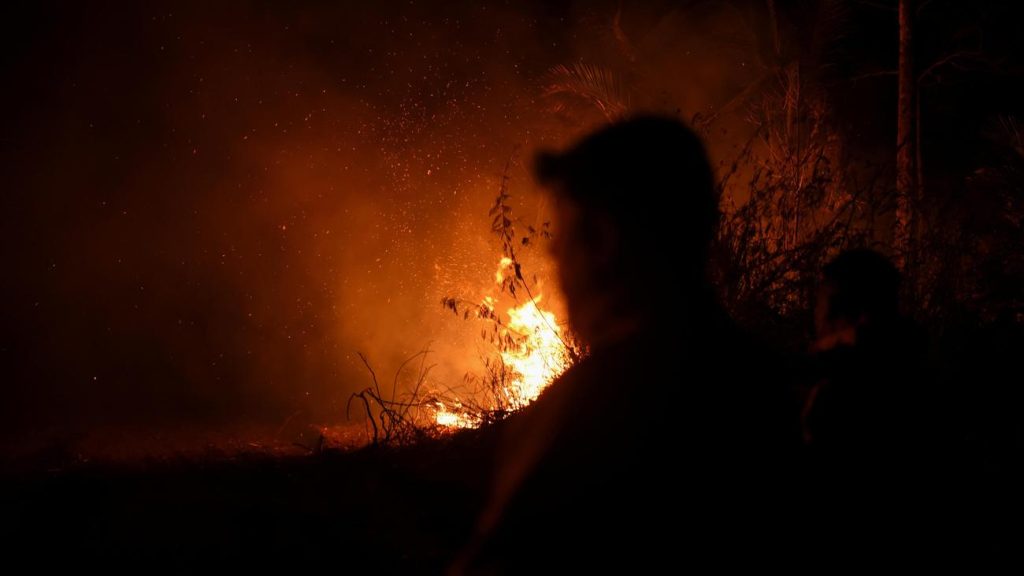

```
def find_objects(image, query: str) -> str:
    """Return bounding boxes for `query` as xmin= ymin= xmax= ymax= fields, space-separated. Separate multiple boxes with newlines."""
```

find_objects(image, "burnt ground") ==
xmin=0 ymin=431 xmax=494 ymax=573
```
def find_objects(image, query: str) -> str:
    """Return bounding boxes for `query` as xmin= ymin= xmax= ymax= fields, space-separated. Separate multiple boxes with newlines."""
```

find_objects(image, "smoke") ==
xmin=0 ymin=0 xmax=767 ymax=450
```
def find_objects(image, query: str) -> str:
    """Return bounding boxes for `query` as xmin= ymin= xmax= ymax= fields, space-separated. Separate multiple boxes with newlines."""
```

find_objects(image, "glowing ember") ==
xmin=434 ymin=402 xmax=482 ymax=429
xmin=495 ymin=256 xmax=514 ymax=283
xmin=435 ymin=257 xmax=570 ymax=428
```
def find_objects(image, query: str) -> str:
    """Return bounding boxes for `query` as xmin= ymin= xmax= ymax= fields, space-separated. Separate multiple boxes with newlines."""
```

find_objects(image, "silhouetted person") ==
xmin=799 ymin=249 xmax=934 ymax=560
xmin=453 ymin=116 xmax=801 ymax=574
xmin=802 ymin=249 xmax=926 ymax=462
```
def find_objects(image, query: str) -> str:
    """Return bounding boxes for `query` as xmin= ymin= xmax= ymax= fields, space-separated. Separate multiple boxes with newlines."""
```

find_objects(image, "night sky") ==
xmin=2 ymin=0 xmax=1021 ymax=453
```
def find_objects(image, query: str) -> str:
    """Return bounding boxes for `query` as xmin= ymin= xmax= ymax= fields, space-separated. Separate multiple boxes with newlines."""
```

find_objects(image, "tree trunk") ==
xmin=895 ymin=0 xmax=916 ymax=270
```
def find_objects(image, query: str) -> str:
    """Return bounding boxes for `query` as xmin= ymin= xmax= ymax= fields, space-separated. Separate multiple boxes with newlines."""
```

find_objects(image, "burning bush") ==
xmin=349 ymin=161 xmax=580 ymax=444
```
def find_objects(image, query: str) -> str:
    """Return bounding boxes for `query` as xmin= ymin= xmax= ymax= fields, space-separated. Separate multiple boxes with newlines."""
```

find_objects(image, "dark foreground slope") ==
xmin=0 ymin=434 xmax=493 ymax=573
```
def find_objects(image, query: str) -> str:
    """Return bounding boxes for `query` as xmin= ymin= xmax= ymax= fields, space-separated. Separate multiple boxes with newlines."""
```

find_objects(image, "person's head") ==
xmin=814 ymin=249 xmax=901 ymax=345
xmin=534 ymin=115 xmax=718 ymax=345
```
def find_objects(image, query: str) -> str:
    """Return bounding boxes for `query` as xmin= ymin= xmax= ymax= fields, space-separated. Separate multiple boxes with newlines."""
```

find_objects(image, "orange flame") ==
xmin=435 ymin=257 xmax=570 ymax=428
xmin=434 ymin=401 xmax=481 ymax=429
xmin=501 ymin=294 xmax=568 ymax=405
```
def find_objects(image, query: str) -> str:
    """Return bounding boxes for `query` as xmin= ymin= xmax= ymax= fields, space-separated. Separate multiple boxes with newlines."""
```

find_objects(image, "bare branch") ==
xmin=917 ymin=50 xmax=983 ymax=85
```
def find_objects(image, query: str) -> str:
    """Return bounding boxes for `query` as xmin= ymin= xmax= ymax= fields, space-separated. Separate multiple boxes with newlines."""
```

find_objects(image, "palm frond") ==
xmin=543 ymin=62 xmax=630 ymax=121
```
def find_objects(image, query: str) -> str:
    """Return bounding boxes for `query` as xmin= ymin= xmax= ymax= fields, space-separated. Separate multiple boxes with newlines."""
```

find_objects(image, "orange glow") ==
xmin=435 ymin=258 xmax=570 ymax=428
xmin=495 ymin=256 xmax=514 ymax=283
xmin=500 ymin=294 xmax=568 ymax=405
xmin=434 ymin=401 xmax=482 ymax=429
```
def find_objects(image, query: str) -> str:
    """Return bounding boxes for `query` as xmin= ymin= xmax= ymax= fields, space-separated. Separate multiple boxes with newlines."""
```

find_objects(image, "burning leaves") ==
xmin=500 ymin=294 xmax=569 ymax=405
xmin=352 ymin=169 xmax=577 ymax=440
xmin=433 ymin=163 xmax=577 ymax=429
xmin=435 ymin=258 xmax=572 ymax=429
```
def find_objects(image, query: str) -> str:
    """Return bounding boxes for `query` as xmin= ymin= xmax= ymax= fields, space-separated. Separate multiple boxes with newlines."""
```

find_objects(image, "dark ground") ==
xmin=0 ymin=433 xmax=493 ymax=573
xmin=2 ymin=322 xmax=1023 ymax=571
xmin=3 ymin=389 xmax=1024 ymax=571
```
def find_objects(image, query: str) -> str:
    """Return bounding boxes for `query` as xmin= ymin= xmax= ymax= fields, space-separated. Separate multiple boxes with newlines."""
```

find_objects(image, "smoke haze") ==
xmin=0 ymin=0 xmax=816 ymax=450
